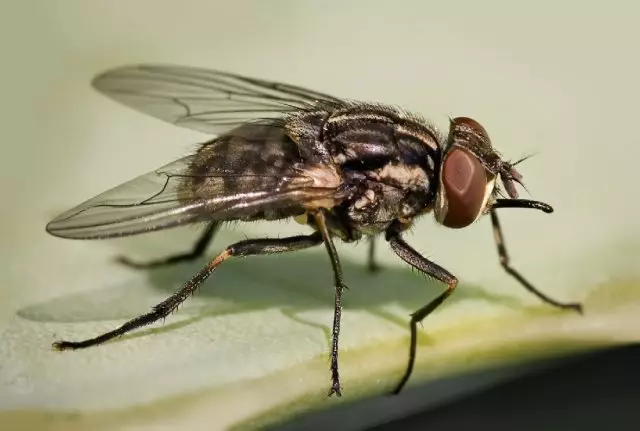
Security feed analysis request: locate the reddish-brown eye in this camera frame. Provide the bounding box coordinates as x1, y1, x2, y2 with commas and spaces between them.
452, 117, 491, 142
441, 147, 488, 228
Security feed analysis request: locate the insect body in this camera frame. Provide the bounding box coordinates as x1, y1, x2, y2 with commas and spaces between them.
46, 64, 582, 396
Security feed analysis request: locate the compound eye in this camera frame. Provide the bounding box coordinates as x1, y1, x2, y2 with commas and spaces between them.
441, 147, 489, 228
452, 117, 491, 142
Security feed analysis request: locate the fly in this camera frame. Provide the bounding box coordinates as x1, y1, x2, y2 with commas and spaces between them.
46, 64, 583, 396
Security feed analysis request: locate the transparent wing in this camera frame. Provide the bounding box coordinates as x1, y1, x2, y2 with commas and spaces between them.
46, 154, 339, 240
92, 64, 346, 135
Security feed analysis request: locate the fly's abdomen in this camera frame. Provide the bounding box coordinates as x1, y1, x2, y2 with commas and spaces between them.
177, 124, 315, 222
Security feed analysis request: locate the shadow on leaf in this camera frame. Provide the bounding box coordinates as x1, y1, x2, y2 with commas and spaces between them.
19, 227, 524, 340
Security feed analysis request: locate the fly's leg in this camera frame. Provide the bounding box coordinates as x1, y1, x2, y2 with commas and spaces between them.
385, 224, 458, 395
53, 232, 323, 350
367, 236, 381, 273
489, 208, 582, 313
117, 222, 220, 269
315, 210, 348, 397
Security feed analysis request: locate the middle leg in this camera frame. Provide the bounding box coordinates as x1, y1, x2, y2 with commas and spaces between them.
314, 210, 349, 397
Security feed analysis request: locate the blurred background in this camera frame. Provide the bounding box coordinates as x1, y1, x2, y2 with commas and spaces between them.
1, 1, 639, 430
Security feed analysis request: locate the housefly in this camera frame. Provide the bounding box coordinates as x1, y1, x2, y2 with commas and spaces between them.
46, 64, 582, 396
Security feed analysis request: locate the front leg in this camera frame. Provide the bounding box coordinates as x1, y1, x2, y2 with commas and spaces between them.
490, 201, 582, 313
385, 222, 458, 395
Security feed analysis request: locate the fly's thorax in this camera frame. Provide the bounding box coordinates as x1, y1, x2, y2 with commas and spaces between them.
321, 104, 442, 168
301, 208, 360, 242
343, 161, 435, 235
299, 163, 342, 189
285, 110, 333, 163
344, 186, 398, 235
298, 163, 349, 212
313, 104, 443, 233
374, 162, 431, 189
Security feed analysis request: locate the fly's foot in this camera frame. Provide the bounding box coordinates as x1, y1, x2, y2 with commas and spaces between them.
327, 381, 342, 397
53, 340, 85, 351
561, 301, 583, 315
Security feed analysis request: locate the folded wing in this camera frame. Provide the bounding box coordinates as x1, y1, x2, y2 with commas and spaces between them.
92, 64, 345, 136
46, 151, 339, 239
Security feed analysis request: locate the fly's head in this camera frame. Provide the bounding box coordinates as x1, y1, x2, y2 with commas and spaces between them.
433, 117, 525, 229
